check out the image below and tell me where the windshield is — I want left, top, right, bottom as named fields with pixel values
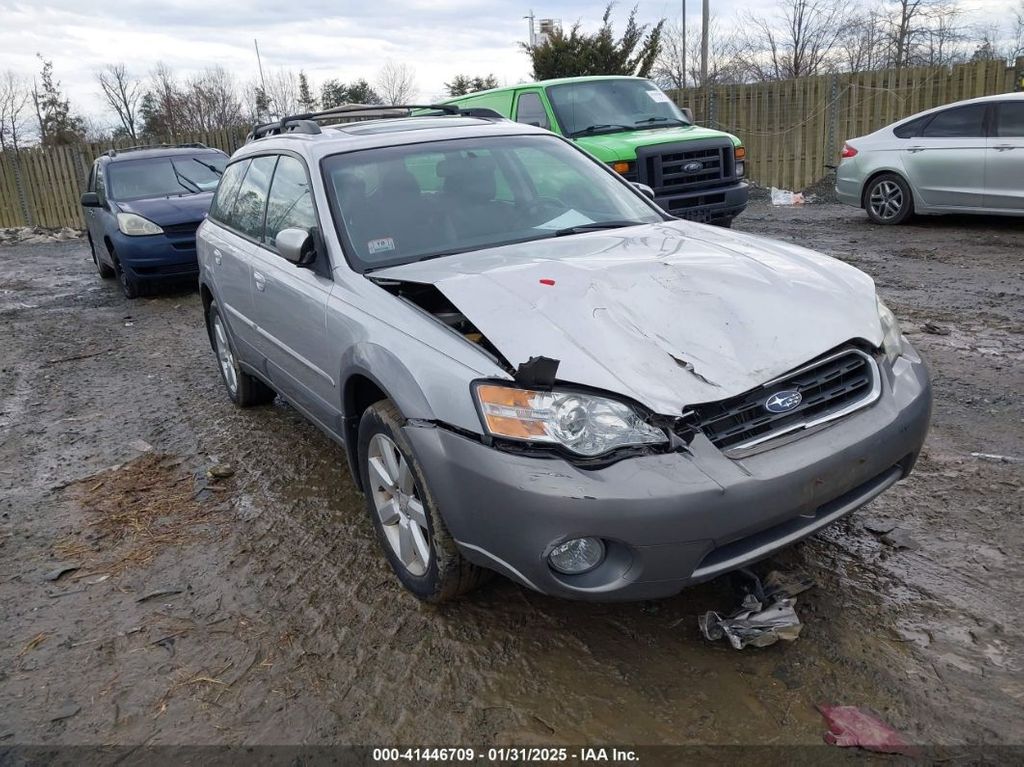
left=547, top=79, right=690, bottom=138
left=323, top=134, right=665, bottom=271
left=106, top=154, right=226, bottom=200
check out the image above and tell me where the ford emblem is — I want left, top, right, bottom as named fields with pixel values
left=683, top=161, right=704, bottom=173
left=764, top=390, right=802, bottom=414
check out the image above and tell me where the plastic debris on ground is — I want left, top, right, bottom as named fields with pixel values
left=817, top=704, right=914, bottom=755
left=770, top=187, right=805, bottom=205
left=698, top=569, right=812, bottom=650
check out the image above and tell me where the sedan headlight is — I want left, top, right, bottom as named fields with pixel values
left=877, top=297, right=904, bottom=363
left=474, top=383, right=667, bottom=457
left=116, top=213, right=163, bottom=236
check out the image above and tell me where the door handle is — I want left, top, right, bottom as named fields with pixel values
left=254, top=271, right=266, bottom=292
left=908, top=146, right=926, bottom=153
left=992, top=144, right=1015, bottom=151
left=213, top=248, right=222, bottom=265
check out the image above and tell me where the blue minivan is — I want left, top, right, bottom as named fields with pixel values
left=81, top=144, right=228, bottom=297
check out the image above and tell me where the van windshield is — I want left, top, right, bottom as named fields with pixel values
left=323, top=134, right=664, bottom=271
left=106, top=154, right=226, bottom=200
left=547, top=79, right=690, bottom=138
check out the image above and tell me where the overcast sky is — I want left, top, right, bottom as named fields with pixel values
left=0, top=0, right=1014, bottom=129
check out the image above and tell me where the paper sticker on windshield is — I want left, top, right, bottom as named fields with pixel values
left=646, top=90, right=671, bottom=103
left=367, top=237, right=396, bottom=254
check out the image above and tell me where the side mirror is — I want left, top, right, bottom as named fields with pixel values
left=276, top=227, right=316, bottom=265
left=81, top=192, right=101, bottom=207
left=680, top=107, right=694, bottom=124
left=632, top=182, right=656, bottom=201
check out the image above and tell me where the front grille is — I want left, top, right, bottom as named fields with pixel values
left=163, top=221, right=201, bottom=235
left=641, top=140, right=734, bottom=195
left=695, top=348, right=878, bottom=451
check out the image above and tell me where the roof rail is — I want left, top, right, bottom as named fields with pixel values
left=105, top=142, right=210, bottom=158
left=245, top=103, right=503, bottom=142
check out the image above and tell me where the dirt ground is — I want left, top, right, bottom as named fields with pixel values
left=1, top=200, right=1021, bottom=749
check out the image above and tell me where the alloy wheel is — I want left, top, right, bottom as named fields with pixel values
left=212, top=314, right=238, bottom=396
left=367, top=433, right=431, bottom=576
left=869, top=180, right=903, bottom=221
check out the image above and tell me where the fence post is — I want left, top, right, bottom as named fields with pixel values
left=10, top=148, right=33, bottom=227
left=825, top=74, right=840, bottom=164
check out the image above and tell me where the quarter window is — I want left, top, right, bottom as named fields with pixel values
left=209, top=160, right=249, bottom=224
left=922, top=105, right=986, bottom=138
left=996, top=102, right=1024, bottom=137
left=516, top=92, right=550, bottom=130
left=225, top=156, right=278, bottom=240
left=265, top=156, right=317, bottom=248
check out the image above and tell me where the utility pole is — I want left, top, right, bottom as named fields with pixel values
left=681, top=0, right=686, bottom=90
left=254, top=38, right=268, bottom=93
left=524, top=10, right=536, bottom=48
left=700, top=0, right=709, bottom=88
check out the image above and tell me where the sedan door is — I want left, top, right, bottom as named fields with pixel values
left=901, top=103, right=989, bottom=209
left=985, top=100, right=1024, bottom=211
left=248, top=154, right=339, bottom=429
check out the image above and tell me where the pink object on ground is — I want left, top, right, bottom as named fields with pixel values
left=817, top=704, right=914, bottom=755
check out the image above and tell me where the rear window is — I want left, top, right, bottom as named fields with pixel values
left=893, top=116, right=929, bottom=139
left=996, top=101, right=1024, bottom=137
left=921, top=105, right=986, bottom=138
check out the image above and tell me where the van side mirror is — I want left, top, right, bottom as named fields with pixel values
left=81, top=192, right=101, bottom=207
left=632, top=182, right=656, bottom=201
left=276, top=228, right=316, bottom=265
left=681, top=107, right=694, bottom=123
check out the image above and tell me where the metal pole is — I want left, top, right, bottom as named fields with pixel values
left=254, top=39, right=267, bottom=93
left=681, top=0, right=686, bottom=91
left=700, top=0, right=709, bottom=87
left=524, top=10, right=536, bottom=48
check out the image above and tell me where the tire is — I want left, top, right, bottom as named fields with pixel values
left=358, top=400, right=490, bottom=603
left=713, top=216, right=734, bottom=228
left=207, top=300, right=275, bottom=407
left=111, top=248, right=142, bottom=298
left=864, top=173, right=913, bottom=225
left=89, top=236, right=115, bottom=279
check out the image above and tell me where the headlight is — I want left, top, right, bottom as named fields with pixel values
left=474, top=383, right=667, bottom=457
left=877, top=297, right=904, bottom=363
left=116, top=213, right=163, bottom=236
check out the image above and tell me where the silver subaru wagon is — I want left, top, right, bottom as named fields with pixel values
left=197, top=107, right=932, bottom=602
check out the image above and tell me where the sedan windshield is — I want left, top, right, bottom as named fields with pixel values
left=323, top=134, right=665, bottom=271
left=547, top=79, right=690, bottom=138
left=107, top=154, right=226, bottom=201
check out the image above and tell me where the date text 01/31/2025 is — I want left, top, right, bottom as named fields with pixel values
left=372, top=747, right=640, bottom=762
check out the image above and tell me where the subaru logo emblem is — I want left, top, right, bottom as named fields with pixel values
left=683, top=161, right=704, bottom=173
left=764, top=390, right=802, bottom=414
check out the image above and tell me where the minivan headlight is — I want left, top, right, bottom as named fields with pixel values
left=474, top=383, right=667, bottom=457
left=877, top=297, right=904, bottom=363
left=117, top=213, right=163, bottom=236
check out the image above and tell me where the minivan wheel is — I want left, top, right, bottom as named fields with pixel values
left=358, top=400, right=490, bottom=602
left=111, top=250, right=141, bottom=298
left=89, top=236, right=115, bottom=279
left=865, top=173, right=913, bottom=225
left=207, top=300, right=275, bottom=407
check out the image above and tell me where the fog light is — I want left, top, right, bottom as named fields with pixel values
left=548, top=537, right=605, bottom=574
left=736, top=161, right=745, bottom=177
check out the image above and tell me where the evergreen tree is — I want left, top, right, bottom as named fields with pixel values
left=32, top=55, right=86, bottom=146
left=444, top=74, right=500, bottom=97
left=298, top=71, right=317, bottom=111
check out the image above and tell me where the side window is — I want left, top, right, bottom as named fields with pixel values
left=225, top=156, right=277, bottom=239
left=265, top=156, right=317, bottom=249
left=209, top=160, right=249, bottom=224
left=893, top=115, right=928, bottom=139
left=996, top=102, right=1024, bottom=138
left=516, top=92, right=550, bottom=130
left=922, top=105, right=986, bottom=138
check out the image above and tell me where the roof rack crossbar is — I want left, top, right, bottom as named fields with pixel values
left=105, top=142, right=210, bottom=158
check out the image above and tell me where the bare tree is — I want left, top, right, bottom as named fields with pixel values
left=263, top=68, right=299, bottom=117
left=147, top=62, right=182, bottom=138
left=838, top=6, right=889, bottom=71
left=97, top=63, right=142, bottom=140
left=376, top=61, right=417, bottom=105
left=733, top=0, right=851, bottom=81
left=655, top=17, right=742, bottom=89
left=1010, top=1, right=1024, bottom=60
left=0, top=70, right=31, bottom=151
left=178, top=67, right=244, bottom=132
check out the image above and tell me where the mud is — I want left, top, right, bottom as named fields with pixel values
left=1, top=202, right=1021, bottom=747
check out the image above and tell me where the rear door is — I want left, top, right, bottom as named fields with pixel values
left=247, top=154, right=339, bottom=427
left=985, top=100, right=1024, bottom=211
left=901, top=103, right=989, bottom=209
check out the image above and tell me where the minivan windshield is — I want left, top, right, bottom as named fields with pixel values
left=547, top=79, right=691, bottom=138
left=322, top=134, right=665, bottom=271
left=106, top=154, right=226, bottom=200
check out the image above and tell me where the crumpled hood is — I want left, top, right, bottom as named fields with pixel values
left=374, top=221, right=882, bottom=414
left=117, top=192, right=213, bottom=227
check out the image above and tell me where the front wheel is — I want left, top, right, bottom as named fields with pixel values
left=111, top=249, right=142, bottom=298
left=358, top=400, right=490, bottom=602
left=89, top=236, right=115, bottom=279
left=865, top=173, right=913, bottom=225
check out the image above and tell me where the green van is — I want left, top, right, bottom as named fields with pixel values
left=445, top=75, right=748, bottom=225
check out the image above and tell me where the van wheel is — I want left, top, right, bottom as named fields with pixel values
left=207, top=301, right=275, bottom=406
left=865, top=173, right=913, bottom=225
left=111, top=249, right=141, bottom=298
left=358, top=400, right=490, bottom=603
left=89, top=236, right=115, bottom=278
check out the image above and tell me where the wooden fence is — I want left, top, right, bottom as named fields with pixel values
left=677, top=57, right=1024, bottom=191
left=1, top=57, right=1022, bottom=228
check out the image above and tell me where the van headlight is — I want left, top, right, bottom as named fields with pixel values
left=877, top=297, right=904, bottom=363
left=117, top=213, right=163, bottom=236
left=474, top=383, right=667, bottom=457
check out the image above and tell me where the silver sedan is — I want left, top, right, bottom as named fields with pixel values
left=837, top=93, right=1024, bottom=224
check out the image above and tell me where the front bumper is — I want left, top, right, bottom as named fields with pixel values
left=656, top=181, right=749, bottom=223
left=110, top=228, right=199, bottom=281
left=405, top=349, right=931, bottom=601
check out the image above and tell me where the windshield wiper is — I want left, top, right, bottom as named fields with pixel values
left=170, top=162, right=201, bottom=193
left=569, top=123, right=632, bottom=138
left=552, top=220, right=646, bottom=237
left=634, top=116, right=689, bottom=128
left=189, top=157, right=223, bottom=176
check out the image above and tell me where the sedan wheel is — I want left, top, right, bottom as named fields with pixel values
left=212, top=313, right=238, bottom=397
left=865, top=174, right=913, bottom=225
left=367, top=433, right=431, bottom=576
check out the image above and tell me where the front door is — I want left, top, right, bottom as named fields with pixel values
left=901, top=103, right=989, bottom=209
left=985, top=100, right=1024, bottom=211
